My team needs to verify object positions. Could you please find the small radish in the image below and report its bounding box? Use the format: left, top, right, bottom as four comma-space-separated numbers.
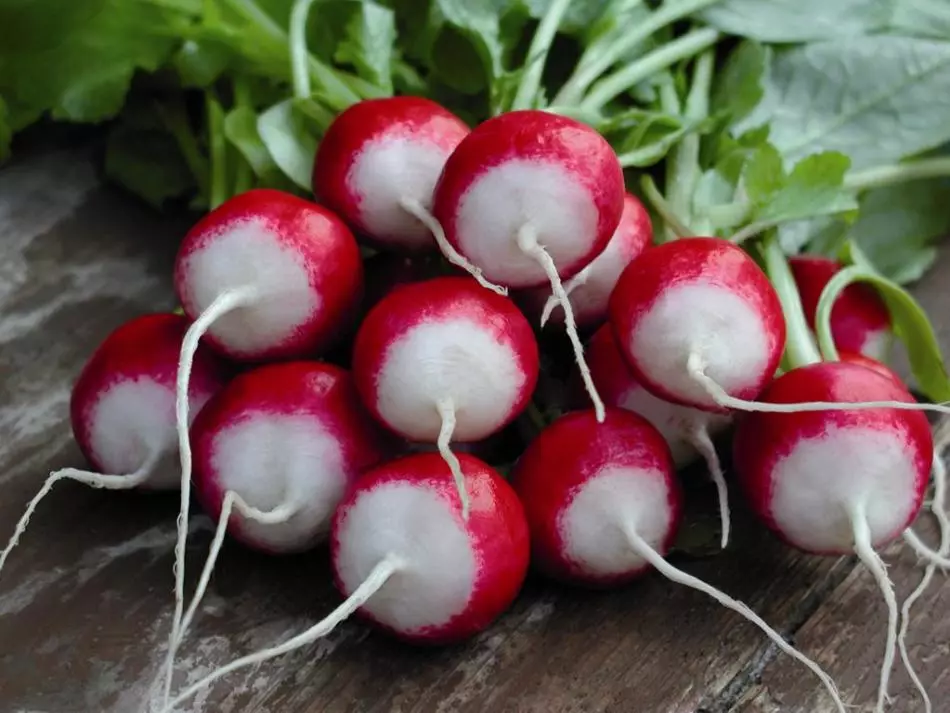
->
312, 96, 470, 252
351, 276, 539, 519
168, 188, 362, 708
732, 361, 934, 713
156, 453, 529, 711
510, 408, 846, 712
425, 109, 625, 421
519, 192, 653, 333
155, 361, 393, 706
585, 324, 734, 547
609, 237, 786, 412
0, 313, 228, 578
790, 255, 893, 362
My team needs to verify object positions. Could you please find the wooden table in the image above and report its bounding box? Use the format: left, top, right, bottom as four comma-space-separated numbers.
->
1, 140, 948, 713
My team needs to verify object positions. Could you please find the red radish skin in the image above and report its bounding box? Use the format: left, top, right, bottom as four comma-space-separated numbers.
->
166, 189, 363, 708
586, 325, 734, 547
510, 408, 846, 711
790, 255, 892, 362
520, 192, 653, 332
733, 361, 933, 713
156, 453, 529, 710
609, 237, 786, 412
352, 276, 539, 517
429, 110, 625, 421
0, 313, 228, 577
313, 97, 470, 253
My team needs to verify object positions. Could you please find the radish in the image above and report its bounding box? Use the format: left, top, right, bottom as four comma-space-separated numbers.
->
519, 192, 653, 333
351, 276, 539, 518
732, 361, 934, 713
790, 255, 893, 362
312, 96, 470, 253
168, 188, 362, 708
426, 109, 626, 421
156, 452, 529, 711
155, 360, 393, 705
0, 313, 228, 578
586, 324, 734, 547
510, 408, 846, 711
609, 237, 786, 412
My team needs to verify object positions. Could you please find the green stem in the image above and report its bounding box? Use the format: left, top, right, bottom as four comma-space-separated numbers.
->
580, 28, 721, 114
641, 175, 691, 239
666, 48, 715, 237
761, 234, 822, 369
553, 0, 723, 106
289, 0, 316, 99
844, 157, 950, 192
156, 98, 210, 204
206, 93, 228, 209
511, 0, 572, 111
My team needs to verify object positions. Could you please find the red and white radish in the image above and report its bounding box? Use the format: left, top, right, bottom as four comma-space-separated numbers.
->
510, 408, 846, 711
609, 237, 786, 412
168, 188, 362, 706
156, 361, 394, 704
732, 361, 933, 712
790, 255, 893, 362
312, 96, 470, 252
0, 313, 228, 578
351, 276, 539, 518
519, 192, 653, 332
586, 324, 734, 546
428, 109, 626, 420
157, 453, 529, 711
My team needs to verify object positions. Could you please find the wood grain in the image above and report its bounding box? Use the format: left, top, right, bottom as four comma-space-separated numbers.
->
0, 143, 948, 713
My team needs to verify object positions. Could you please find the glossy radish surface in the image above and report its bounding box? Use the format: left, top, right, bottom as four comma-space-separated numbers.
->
790, 255, 892, 362
352, 275, 538, 515
512, 408, 846, 711
158, 453, 529, 711
519, 192, 653, 331
609, 237, 786, 412
191, 361, 394, 554
313, 97, 470, 252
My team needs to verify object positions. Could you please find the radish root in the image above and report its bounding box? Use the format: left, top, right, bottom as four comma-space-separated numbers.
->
850, 502, 899, 712
156, 492, 297, 707
621, 521, 846, 713
436, 398, 470, 520
156, 554, 403, 713
0, 453, 159, 578
687, 353, 950, 417
539, 266, 588, 328
398, 197, 507, 296
166, 286, 259, 707
903, 529, 950, 568
687, 424, 731, 549
517, 224, 605, 423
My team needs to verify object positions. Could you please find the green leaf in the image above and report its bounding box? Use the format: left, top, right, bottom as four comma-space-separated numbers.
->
257, 98, 318, 189
711, 40, 770, 127
735, 36, 950, 170
335, 1, 397, 92
816, 242, 950, 402
173, 38, 232, 87
104, 121, 195, 208
700, 0, 891, 42
742, 142, 785, 204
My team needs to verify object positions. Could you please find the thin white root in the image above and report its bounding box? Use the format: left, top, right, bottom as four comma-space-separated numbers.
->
897, 454, 949, 713
157, 554, 403, 713
163, 285, 259, 708
687, 353, 950, 416
539, 267, 588, 328
688, 424, 731, 549
517, 225, 605, 423
436, 398, 470, 520
399, 197, 507, 295
851, 502, 899, 712
621, 522, 846, 713
154, 491, 298, 708
903, 529, 950, 568
0, 455, 158, 578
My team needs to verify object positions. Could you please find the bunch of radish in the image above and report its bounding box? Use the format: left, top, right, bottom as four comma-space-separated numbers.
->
4, 93, 950, 713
